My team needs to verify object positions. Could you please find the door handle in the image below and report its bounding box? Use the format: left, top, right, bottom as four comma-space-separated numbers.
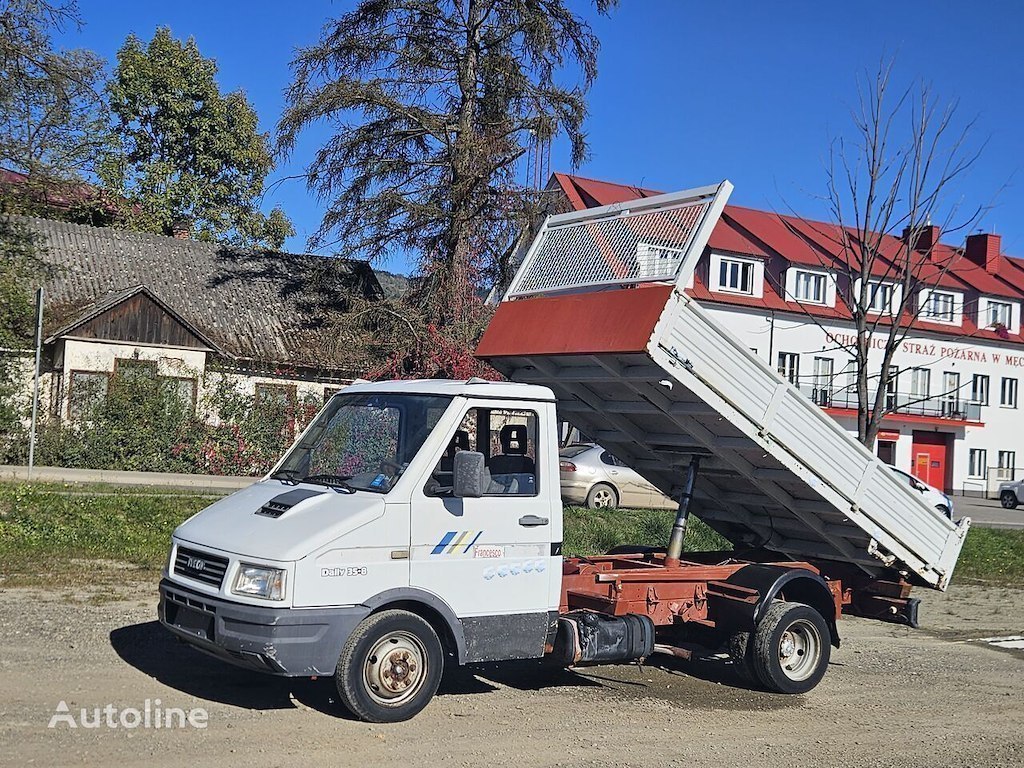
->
518, 515, 549, 527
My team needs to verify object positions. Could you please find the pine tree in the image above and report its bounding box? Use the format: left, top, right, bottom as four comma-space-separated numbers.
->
278, 0, 616, 333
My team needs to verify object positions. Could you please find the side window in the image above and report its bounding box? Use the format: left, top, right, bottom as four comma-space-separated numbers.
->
599, 450, 617, 466
486, 409, 538, 496
425, 407, 539, 497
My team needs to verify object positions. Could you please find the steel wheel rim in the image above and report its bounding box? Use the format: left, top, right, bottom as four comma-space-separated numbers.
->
363, 631, 427, 706
592, 488, 614, 508
777, 619, 821, 682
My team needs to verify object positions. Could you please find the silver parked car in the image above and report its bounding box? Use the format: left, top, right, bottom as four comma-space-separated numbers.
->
559, 444, 677, 510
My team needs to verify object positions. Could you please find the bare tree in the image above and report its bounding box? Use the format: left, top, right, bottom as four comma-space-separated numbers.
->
782, 61, 985, 448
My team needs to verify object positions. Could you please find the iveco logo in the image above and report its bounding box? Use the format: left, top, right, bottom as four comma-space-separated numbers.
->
186, 556, 206, 571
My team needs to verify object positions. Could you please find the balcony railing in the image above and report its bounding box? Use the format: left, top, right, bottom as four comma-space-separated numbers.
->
794, 382, 982, 422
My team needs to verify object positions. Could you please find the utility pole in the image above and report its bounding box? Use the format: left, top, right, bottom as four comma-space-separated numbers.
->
27, 287, 43, 479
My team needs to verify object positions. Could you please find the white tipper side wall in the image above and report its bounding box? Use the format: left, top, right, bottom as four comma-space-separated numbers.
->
704, 303, 1023, 496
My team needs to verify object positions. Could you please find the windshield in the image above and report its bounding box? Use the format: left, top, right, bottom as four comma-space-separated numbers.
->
273, 392, 452, 493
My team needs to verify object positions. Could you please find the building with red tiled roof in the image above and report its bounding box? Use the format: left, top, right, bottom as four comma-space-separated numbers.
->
544, 172, 1024, 498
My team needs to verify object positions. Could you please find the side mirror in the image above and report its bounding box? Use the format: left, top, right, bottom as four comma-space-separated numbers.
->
453, 451, 486, 498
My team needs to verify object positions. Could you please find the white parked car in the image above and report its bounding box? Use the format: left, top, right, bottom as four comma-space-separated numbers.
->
889, 467, 954, 518
559, 444, 677, 510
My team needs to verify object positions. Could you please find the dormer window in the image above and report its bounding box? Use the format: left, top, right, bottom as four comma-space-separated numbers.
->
987, 300, 1012, 327
785, 268, 836, 306
853, 279, 901, 315
868, 281, 895, 314
979, 297, 1019, 334
794, 271, 826, 303
918, 288, 963, 326
709, 253, 764, 297
719, 257, 753, 293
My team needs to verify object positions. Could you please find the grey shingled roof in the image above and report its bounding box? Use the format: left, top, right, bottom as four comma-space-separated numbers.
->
20, 216, 382, 374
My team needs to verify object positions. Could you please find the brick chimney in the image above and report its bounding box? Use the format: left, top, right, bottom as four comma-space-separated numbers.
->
902, 223, 940, 258
965, 232, 1002, 274
169, 218, 191, 240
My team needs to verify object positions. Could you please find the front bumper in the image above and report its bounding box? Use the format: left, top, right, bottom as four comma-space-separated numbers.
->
159, 579, 369, 677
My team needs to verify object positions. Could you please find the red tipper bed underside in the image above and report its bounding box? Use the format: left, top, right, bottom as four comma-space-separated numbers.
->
477, 284, 674, 358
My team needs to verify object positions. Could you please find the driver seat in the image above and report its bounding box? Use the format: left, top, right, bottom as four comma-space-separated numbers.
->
488, 424, 534, 475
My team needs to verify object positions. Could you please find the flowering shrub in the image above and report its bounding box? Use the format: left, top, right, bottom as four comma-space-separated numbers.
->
34, 371, 320, 476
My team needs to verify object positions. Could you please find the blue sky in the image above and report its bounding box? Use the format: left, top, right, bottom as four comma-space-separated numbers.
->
57, 1, 1024, 274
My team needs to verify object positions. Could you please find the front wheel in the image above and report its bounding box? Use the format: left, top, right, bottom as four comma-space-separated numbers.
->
586, 483, 618, 509
1001, 491, 1019, 510
751, 601, 830, 694
335, 609, 443, 723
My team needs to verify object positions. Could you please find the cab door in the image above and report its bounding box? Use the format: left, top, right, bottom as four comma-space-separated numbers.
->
409, 401, 557, 661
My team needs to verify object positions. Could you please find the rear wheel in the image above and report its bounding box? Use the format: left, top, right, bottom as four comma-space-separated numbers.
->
727, 631, 759, 686
1001, 491, 1019, 510
751, 602, 830, 694
586, 483, 618, 509
335, 609, 443, 723
935, 504, 952, 519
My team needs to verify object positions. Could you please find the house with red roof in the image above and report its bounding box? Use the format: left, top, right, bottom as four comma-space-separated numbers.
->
544, 172, 1024, 497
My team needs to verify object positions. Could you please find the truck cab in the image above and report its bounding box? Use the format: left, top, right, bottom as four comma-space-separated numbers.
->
160, 379, 562, 722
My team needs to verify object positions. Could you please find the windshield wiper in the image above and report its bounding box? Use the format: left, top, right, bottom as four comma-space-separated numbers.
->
270, 468, 303, 485
302, 474, 357, 494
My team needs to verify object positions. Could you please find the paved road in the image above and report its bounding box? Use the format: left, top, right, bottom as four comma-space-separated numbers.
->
0, 464, 256, 491
954, 496, 1024, 530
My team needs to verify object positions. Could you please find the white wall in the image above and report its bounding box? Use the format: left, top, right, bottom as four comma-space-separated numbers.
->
12, 338, 349, 427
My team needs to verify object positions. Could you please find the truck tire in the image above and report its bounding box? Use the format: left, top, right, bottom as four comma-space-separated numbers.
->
751, 601, 830, 694
335, 609, 443, 723
1001, 491, 1019, 510
586, 483, 618, 509
727, 631, 759, 686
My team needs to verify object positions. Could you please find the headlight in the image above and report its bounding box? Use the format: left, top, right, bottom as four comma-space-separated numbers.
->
232, 564, 286, 600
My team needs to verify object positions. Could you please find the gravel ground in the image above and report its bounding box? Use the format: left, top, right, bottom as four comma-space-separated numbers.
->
0, 576, 1021, 768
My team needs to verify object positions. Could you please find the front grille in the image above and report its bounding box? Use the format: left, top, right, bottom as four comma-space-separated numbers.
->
174, 547, 229, 588
164, 588, 217, 614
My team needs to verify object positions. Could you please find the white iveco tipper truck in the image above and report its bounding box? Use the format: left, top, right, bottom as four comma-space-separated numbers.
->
159, 182, 969, 722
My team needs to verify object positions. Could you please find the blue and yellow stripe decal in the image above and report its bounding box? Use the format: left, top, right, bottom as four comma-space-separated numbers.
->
430, 531, 483, 555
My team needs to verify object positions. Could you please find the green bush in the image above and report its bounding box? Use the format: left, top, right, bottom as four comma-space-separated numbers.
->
30, 370, 320, 476
0, 357, 28, 464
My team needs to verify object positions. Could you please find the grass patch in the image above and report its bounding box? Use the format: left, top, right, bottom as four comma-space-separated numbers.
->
2, 483, 1022, 590
0, 483, 209, 587
953, 526, 1024, 586
563, 506, 727, 556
